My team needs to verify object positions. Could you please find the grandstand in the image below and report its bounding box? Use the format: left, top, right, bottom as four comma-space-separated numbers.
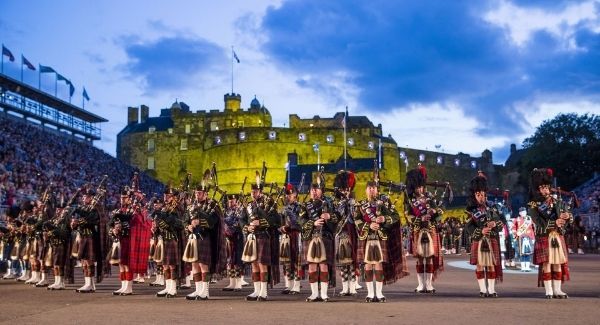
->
0, 74, 163, 218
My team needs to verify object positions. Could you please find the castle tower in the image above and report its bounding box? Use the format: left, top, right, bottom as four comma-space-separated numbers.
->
224, 93, 241, 111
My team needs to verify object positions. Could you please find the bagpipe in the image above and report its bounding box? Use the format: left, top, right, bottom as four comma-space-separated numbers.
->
80, 175, 109, 212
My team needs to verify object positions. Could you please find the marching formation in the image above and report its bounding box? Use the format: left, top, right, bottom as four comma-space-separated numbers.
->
0, 163, 577, 302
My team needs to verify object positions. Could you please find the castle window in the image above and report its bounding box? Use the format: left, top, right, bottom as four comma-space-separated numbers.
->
210, 121, 218, 131
347, 138, 354, 146
147, 139, 155, 152
185, 124, 191, 134
268, 131, 277, 140
436, 156, 443, 164
399, 151, 406, 159
180, 138, 188, 150
470, 161, 477, 169
326, 135, 334, 143
168, 128, 173, 134
148, 126, 156, 134
419, 153, 425, 162
454, 158, 460, 167
214, 136, 222, 145
298, 133, 306, 142
147, 157, 155, 170
239, 131, 246, 141
367, 141, 375, 150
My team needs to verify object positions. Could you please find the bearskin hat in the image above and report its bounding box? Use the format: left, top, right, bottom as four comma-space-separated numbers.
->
529, 168, 554, 201
164, 184, 178, 196
333, 170, 356, 191
469, 171, 488, 195
405, 165, 427, 197
226, 194, 239, 200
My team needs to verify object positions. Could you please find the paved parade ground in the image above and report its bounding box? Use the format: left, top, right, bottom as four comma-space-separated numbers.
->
1, 254, 599, 325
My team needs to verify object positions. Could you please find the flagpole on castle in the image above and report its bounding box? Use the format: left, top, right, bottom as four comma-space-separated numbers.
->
344, 106, 348, 170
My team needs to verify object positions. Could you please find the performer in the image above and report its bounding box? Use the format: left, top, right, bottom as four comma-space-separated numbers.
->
405, 166, 444, 293
222, 193, 247, 292
153, 186, 184, 298
333, 170, 360, 296
515, 207, 535, 272
299, 174, 338, 302
148, 198, 166, 287
32, 188, 55, 287
241, 168, 281, 301
354, 176, 407, 302
567, 216, 586, 255
1, 213, 18, 280
15, 202, 34, 282
465, 172, 503, 298
71, 186, 106, 294
528, 168, 571, 299
108, 184, 151, 296
184, 171, 227, 300
279, 183, 302, 295
43, 202, 71, 291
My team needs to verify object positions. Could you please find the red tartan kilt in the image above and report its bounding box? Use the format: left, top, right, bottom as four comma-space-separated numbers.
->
77, 236, 95, 260
411, 228, 441, 258
302, 234, 334, 265
52, 244, 66, 267
255, 233, 271, 265
356, 238, 389, 264
118, 237, 131, 266
533, 235, 568, 265
163, 239, 180, 266
469, 237, 501, 266
196, 236, 212, 266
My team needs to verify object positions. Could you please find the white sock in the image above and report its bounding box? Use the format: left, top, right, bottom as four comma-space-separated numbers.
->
366, 281, 375, 298
291, 279, 300, 292
308, 282, 319, 300
487, 279, 496, 294
375, 281, 384, 299
259, 281, 268, 298
248, 282, 260, 297
349, 278, 357, 294
425, 273, 435, 291
341, 280, 349, 294
416, 273, 425, 291
477, 279, 486, 294
284, 276, 290, 289
320, 282, 329, 300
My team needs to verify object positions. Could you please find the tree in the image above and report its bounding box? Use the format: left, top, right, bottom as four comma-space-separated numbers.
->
520, 113, 600, 191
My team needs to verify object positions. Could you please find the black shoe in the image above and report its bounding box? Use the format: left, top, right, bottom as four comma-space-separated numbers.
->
257, 296, 268, 301
166, 293, 177, 298
222, 287, 234, 292
488, 293, 498, 298
306, 297, 318, 302
156, 292, 167, 297
479, 292, 487, 298
196, 296, 209, 301
289, 290, 300, 295
378, 297, 387, 303
545, 295, 553, 299
119, 292, 133, 296
322, 298, 330, 302
365, 297, 375, 303
35, 283, 48, 288
185, 294, 197, 300
113, 291, 122, 296
554, 294, 568, 299
281, 289, 290, 294
246, 295, 258, 301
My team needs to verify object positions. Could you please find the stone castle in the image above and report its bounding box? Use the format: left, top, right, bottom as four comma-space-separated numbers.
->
117, 93, 502, 201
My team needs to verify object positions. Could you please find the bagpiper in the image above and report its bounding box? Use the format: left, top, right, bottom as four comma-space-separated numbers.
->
528, 168, 572, 299
153, 185, 184, 298
405, 165, 444, 293
515, 207, 535, 272
279, 183, 303, 295
184, 170, 227, 300
333, 170, 360, 296
465, 172, 503, 298
354, 174, 407, 302
222, 193, 247, 292
241, 167, 281, 301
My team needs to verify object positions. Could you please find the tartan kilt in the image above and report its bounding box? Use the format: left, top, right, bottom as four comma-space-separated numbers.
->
357, 238, 389, 264
533, 234, 568, 265
469, 237, 500, 266
225, 231, 244, 268
411, 227, 441, 259
255, 232, 271, 265
336, 223, 358, 268
196, 235, 212, 266
52, 243, 66, 267
77, 236, 95, 260
302, 232, 334, 266
118, 237, 131, 266
36, 238, 46, 260
163, 239, 180, 266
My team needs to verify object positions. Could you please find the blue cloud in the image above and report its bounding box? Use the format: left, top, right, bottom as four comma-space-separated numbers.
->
120, 35, 225, 92
260, 0, 600, 140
